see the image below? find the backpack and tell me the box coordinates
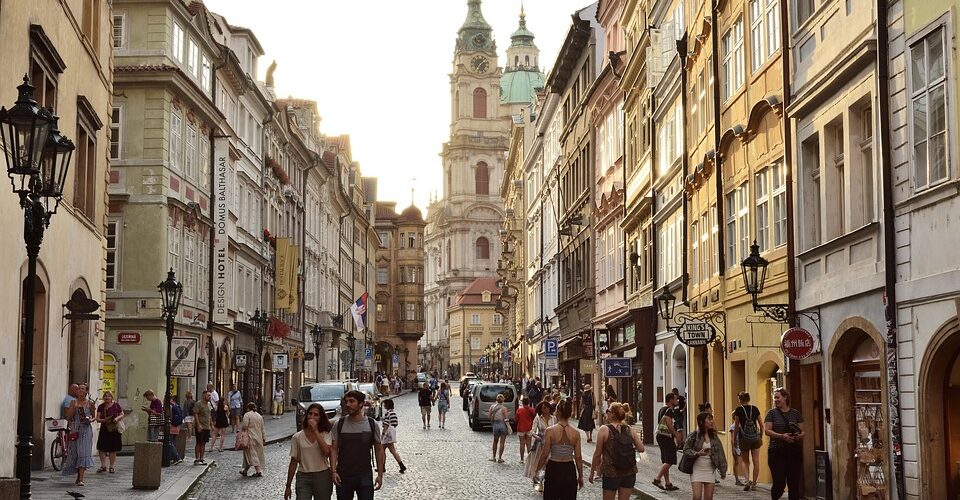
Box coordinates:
[170,403,184,426]
[739,405,760,442]
[608,424,636,470]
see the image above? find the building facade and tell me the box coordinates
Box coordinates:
[448,278,503,376]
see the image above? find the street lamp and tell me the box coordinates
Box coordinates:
[740,241,822,331]
[655,288,677,324]
[346,331,357,379]
[311,324,323,382]
[2,76,75,499]
[157,269,183,467]
[251,309,269,411]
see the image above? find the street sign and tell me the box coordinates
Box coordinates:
[117,332,141,344]
[545,357,559,374]
[603,357,632,378]
[234,353,248,368]
[392,354,400,365]
[365,346,373,360]
[582,331,595,360]
[676,321,716,347]
[273,353,289,371]
[478,356,487,365]
[503,350,511,363]
[544,338,558,358]
[169,338,197,377]
[781,327,816,360]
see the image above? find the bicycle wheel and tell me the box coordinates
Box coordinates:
[50,436,64,471]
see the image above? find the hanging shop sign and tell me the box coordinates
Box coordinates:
[581,331,595,360]
[596,331,609,353]
[781,327,816,360]
[676,321,716,347]
[234,353,248,368]
[603,357,632,378]
[273,353,289,371]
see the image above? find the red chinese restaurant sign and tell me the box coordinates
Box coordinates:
[780,327,815,360]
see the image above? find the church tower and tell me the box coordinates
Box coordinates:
[500,6,546,115]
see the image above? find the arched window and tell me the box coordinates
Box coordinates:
[515,56,519,66]
[473,88,487,118]
[475,237,490,259]
[525,55,530,66]
[475,162,489,195]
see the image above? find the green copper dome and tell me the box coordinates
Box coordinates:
[510,8,537,48]
[500,69,546,105]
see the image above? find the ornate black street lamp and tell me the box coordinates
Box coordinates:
[655,286,726,351]
[2,76,75,499]
[740,241,821,332]
[251,309,269,411]
[311,323,323,382]
[157,269,183,467]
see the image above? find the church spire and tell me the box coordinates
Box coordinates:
[456,0,494,54]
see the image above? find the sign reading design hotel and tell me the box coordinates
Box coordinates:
[213,137,230,324]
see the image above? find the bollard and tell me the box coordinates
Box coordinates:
[132,441,162,489]
[0,478,20,500]
[175,430,187,460]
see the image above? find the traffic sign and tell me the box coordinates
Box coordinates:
[545,357,559,374]
[781,327,816,360]
[544,338,558,358]
[676,321,716,347]
[478,356,487,365]
[392,354,400,365]
[603,357,632,378]
[365,346,373,360]
[169,338,197,377]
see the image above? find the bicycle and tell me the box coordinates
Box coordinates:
[45,417,69,471]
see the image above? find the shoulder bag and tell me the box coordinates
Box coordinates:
[235,429,249,450]
[677,431,697,474]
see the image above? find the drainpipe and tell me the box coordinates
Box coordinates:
[677,33,690,306]
[710,0,725,277]
[876,0,905,497]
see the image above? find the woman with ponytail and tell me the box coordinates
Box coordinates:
[535,399,583,499]
[589,402,645,499]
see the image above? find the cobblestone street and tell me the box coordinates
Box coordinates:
[186,391,603,499]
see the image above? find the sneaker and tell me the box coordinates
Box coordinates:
[736,479,745,486]
[399,464,407,474]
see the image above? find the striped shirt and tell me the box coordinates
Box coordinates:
[383,409,398,428]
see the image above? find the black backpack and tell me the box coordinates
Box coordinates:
[608,424,636,469]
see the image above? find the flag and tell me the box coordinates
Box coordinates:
[351,292,368,331]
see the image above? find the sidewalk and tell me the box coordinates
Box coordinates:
[569,416,771,500]
[31,412,297,500]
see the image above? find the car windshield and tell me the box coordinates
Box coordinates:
[479,385,514,403]
[359,384,376,394]
[299,385,345,402]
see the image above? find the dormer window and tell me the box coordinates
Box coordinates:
[482,291,491,303]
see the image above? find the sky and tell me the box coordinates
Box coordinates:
[202,0,594,213]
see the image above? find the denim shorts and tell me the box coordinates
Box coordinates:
[602,473,637,491]
[492,420,508,438]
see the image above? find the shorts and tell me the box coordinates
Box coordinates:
[656,434,677,465]
[517,431,531,437]
[602,473,637,491]
[492,420,508,438]
[437,401,449,414]
[420,406,432,416]
[195,429,211,444]
[739,437,762,450]
[230,408,242,418]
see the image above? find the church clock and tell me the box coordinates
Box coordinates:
[471,56,490,74]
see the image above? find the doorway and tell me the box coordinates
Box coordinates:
[22,276,48,470]
[919,320,960,499]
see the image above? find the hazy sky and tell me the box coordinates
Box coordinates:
[202,0,594,212]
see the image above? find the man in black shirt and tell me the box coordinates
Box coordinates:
[652,393,680,491]
[331,390,385,499]
[418,383,433,429]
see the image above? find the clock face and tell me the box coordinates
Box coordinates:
[471,56,490,74]
[473,34,487,47]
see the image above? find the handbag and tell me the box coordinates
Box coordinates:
[235,429,249,450]
[116,418,126,434]
[678,452,695,474]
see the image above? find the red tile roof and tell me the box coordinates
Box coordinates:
[455,278,502,306]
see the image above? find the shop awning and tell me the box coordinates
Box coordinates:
[558,336,579,350]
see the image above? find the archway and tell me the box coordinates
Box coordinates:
[671,343,687,397]
[918,318,960,499]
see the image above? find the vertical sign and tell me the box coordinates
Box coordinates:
[275,237,292,310]
[287,247,299,310]
[581,331,595,360]
[213,137,230,324]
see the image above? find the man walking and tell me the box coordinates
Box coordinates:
[273,385,285,418]
[652,392,681,491]
[526,377,543,409]
[331,390,386,499]
[193,390,212,465]
[418,383,433,429]
[228,383,243,432]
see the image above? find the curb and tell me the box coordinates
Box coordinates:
[168,460,214,500]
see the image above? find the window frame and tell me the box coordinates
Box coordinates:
[112,13,126,49]
[106,219,120,290]
[907,20,953,192]
[721,17,745,101]
[172,22,184,63]
[110,105,123,160]
[169,111,183,172]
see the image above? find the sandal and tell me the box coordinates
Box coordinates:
[652,479,665,490]
[239,470,248,477]
[665,483,680,491]
[109,467,115,473]
[96,467,107,473]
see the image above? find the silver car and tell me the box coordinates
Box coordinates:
[293,381,356,430]
[468,382,517,431]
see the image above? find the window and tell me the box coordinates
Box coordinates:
[185,124,197,180]
[201,56,212,93]
[198,234,208,305]
[691,220,699,284]
[376,303,386,322]
[710,204,718,275]
[29,25,64,110]
[198,135,210,188]
[756,169,770,252]
[169,111,183,171]
[471,336,481,350]
[475,237,490,259]
[700,213,710,281]
[853,105,874,225]
[405,303,416,321]
[493,313,502,325]
[797,0,815,26]
[183,231,196,299]
[109,106,122,160]
[74,102,100,220]
[407,232,417,248]
[722,18,745,100]
[750,0,780,72]
[168,221,181,279]
[473,88,487,118]
[106,220,119,290]
[81,0,101,52]
[172,22,184,62]
[607,226,617,285]
[187,40,199,77]
[910,26,949,190]
[801,135,822,248]
[377,230,390,247]
[377,267,388,285]
[771,163,787,247]
[725,184,749,268]
[597,229,606,288]
[471,313,481,325]
[475,162,489,195]
[112,14,125,49]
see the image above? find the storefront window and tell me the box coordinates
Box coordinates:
[852,339,886,498]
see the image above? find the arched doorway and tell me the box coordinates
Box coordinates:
[829,327,888,499]
[671,344,687,397]
[21,275,48,470]
[68,288,94,387]
[918,318,960,499]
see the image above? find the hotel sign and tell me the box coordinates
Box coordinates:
[213,137,230,324]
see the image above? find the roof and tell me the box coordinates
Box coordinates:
[376,202,399,220]
[455,278,501,306]
[398,204,424,223]
[509,8,537,48]
[501,69,546,105]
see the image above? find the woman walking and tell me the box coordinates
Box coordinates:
[535,399,583,500]
[62,383,96,486]
[240,402,266,477]
[435,382,451,429]
[764,388,805,500]
[211,398,230,452]
[734,392,763,491]
[284,403,333,499]
[682,411,728,500]
[577,384,596,443]
[182,391,196,438]
[380,399,407,473]
[95,391,124,473]
[589,402,645,500]
[524,401,556,489]
[488,393,509,463]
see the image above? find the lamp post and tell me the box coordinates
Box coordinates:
[739,241,821,332]
[2,76,75,499]
[311,324,322,382]
[157,270,183,467]
[655,286,726,350]
[251,309,269,412]
[346,331,356,379]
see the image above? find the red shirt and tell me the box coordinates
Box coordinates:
[516,405,536,432]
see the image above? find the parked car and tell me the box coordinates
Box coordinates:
[415,372,428,387]
[460,376,480,411]
[358,382,383,420]
[293,381,357,430]
[468,382,517,431]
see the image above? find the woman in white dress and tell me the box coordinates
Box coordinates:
[240,402,266,477]
[681,411,727,500]
[524,401,557,490]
